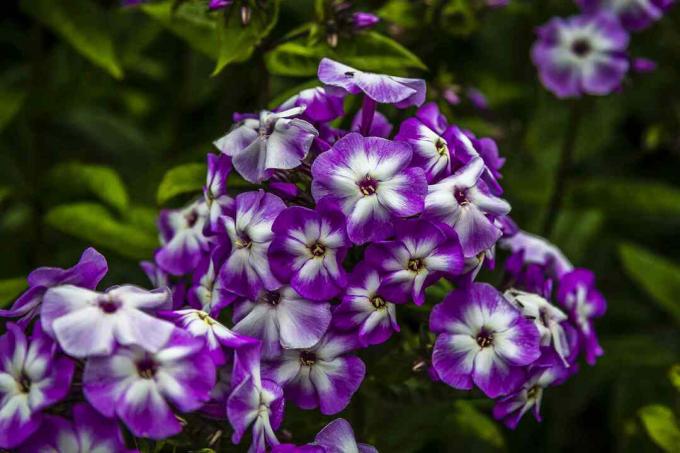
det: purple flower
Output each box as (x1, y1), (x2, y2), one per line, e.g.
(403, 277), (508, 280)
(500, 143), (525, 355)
(279, 87), (345, 123)
(228, 342), (285, 452)
(156, 199), (212, 276)
(318, 58), (426, 108)
(632, 57), (657, 73)
(500, 230), (574, 284)
(204, 153), (235, 235)
(504, 289), (574, 366)
(187, 245), (236, 315)
(466, 87), (490, 110)
(424, 157), (511, 258)
(576, 0), (675, 30)
(313, 418), (378, 453)
(140, 260), (187, 309)
(83, 328), (215, 439)
(209, 0), (233, 10)
(557, 268), (606, 365)
(395, 102), (454, 183)
(0, 247), (107, 326)
(0, 324), (75, 449)
(214, 108), (318, 183)
(351, 109), (394, 138)
(218, 190), (285, 299)
(41, 284), (175, 357)
(352, 12), (380, 30)
(531, 13), (630, 98)
(264, 333), (365, 415)
(18, 403), (133, 452)
(333, 263), (400, 346)
(429, 283), (541, 398)
(268, 205), (349, 301)
(365, 219), (464, 305)
(233, 286), (332, 359)
(311, 133), (428, 244)
(492, 355), (573, 429)
(161, 308), (257, 365)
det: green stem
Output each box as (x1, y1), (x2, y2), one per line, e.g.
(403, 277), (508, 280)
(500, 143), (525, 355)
(541, 100), (584, 237)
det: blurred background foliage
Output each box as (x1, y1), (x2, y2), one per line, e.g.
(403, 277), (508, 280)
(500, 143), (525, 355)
(0, 0), (679, 451)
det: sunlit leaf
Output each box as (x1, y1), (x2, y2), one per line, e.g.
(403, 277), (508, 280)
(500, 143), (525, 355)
(638, 405), (680, 453)
(157, 162), (206, 206)
(0, 277), (27, 308)
(619, 243), (680, 325)
(669, 364), (680, 393)
(21, 0), (123, 78)
(48, 163), (129, 214)
(45, 203), (157, 260)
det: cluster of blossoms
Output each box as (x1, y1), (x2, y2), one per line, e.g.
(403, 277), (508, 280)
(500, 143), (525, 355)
(0, 58), (607, 450)
(531, 0), (675, 98)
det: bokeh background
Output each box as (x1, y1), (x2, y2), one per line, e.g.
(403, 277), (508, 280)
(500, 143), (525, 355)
(1, 0), (679, 451)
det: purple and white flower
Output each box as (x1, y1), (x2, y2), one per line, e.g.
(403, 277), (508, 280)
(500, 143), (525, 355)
(268, 205), (349, 301)
(218, 190), (285, 299)
(557, 268), (607, 365)
(161, 308), (257, 365)
(311, 132), (428, 244)
(83, 328), (215, 439)
(264, 333), (365, 415)
(140, 260), (187, 309)
(188, 246), (237, 316)
(313, 418), (378, 453)
(41, 284), (174, 358)
(430, 283), (541, 397)
(204, 153), (235, 235)
(156, 199), (212, 276)
(18, 403), (133, 453)
(365, 219), (464, 306)
(531, 13), (630, 98)
(279, 87), (345, 123)
(351, 109), (394, 138)
(233, 286), (332, 359)
(214, 108), (318, 183)
(576, 0), (675, 30)
(492, 354), (573, 429)
(333, 263), (400, 346)
(424, 157), (511, 258)
(0, 247), (107, 326)
(0, 324), (75, 449)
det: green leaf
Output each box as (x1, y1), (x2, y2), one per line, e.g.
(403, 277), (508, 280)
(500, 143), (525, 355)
(618, 243), (680, 325)
(48, 163), (129, 214)
(45, 203), (157, 260)
(669, 364), (680, 393)
(551, 209), (603, 263)
(0, 277), (27, 308)
(157, 163), (206, 206)
(141, 2), (218, 59)
(0, 89), (26, 133)
(212, 0), (280, 75)
(265, 31), (427, 77)
(452, 401), (505, 448)
(638, 405), (680, 453)
(21, 0), (123, 78)
(125, 205), (159, 236)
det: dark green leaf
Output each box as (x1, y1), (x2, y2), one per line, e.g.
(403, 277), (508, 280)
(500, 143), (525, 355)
(0, 277), (27, 308)
(638, 405), (680, 453)
(619, 243), (680, 325)
(45, 203), (157, 260)
(452, 401), (505, 449)
(212, 0), (280, 75)
(0, 89), (26, 133)
(157, 163), (206, 206)
(551, 209), (603, 263)
(48, 163), (129, 214)
(21, 0), (123, 78)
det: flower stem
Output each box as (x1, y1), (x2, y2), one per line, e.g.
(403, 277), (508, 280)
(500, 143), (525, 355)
(541, 100), (584, 237)
(360, 96), (377, 136)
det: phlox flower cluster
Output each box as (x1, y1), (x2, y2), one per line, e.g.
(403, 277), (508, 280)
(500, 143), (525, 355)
(0, 57), (607, 451)
(531, 0), (674, 98)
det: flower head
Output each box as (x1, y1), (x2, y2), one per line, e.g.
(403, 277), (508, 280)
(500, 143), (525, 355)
(0, 248), (107, 327)
(0, 324), (75, 448)
(268, 205), (349, 301)
(264, 333), (365, 415)
(313, 418), (378, 453)
(318, 58), (426, 108)
(204, 153), (235, 235)
(188, 246), (236, 315)
(41, 284), (174, 357)
(365, 219), (464, 305)
(83, 328), (215, 439)
(279, 87), (345, 123)
(311, 132), (428, 244)
(214, 108), (318, 183)
(576, 0), (675, 30)
(531, 13), (630, 98)
(430, 283), (541, 397)
(218, 190), (285, 299)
